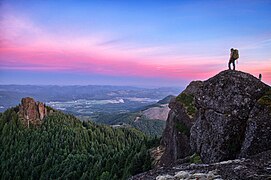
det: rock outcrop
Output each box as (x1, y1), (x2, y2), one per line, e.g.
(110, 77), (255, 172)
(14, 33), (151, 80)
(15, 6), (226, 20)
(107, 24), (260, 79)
(190, 70), (270, 163)
(160, 81), (202, 166)
(132, 70), (271, 180)
(160, 70), (271, 165)
(18, 97), (48, 127)
(240, 90), (271, 157)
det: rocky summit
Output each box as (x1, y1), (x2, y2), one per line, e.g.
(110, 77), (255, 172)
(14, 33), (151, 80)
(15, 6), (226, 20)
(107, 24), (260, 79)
(189, 70), (270, 163)
(132, 70), (271, 179)
(18, 97), (48, 127)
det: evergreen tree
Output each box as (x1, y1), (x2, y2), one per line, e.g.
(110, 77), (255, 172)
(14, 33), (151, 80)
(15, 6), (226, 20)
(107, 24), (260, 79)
(0, 107), (159, 179)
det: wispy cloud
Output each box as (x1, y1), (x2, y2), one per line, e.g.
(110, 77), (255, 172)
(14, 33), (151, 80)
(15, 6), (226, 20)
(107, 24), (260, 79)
(0, 4), (270, 85)
(97, 37), (129, 46)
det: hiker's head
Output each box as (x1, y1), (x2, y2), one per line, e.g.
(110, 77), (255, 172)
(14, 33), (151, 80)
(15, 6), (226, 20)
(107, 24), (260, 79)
(230, 48), (234, 52)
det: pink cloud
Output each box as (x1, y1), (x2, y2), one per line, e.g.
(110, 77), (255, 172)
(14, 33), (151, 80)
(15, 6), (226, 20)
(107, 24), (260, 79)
(1, 44), (270, 84)
(0, 46), (216, 79)
(1, 11), (270, 84)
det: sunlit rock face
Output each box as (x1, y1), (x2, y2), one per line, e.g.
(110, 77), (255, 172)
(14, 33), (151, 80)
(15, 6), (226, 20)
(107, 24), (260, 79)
(18, 97), (48, 127)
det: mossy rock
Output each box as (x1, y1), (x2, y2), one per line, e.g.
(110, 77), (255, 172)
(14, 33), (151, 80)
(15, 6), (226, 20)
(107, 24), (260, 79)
(176, 93), (196, 117)
(190, 153), (202, 164)
(258, 89), (271, 110)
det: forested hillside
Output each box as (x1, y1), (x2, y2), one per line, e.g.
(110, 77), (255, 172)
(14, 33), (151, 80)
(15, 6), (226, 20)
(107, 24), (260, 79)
(95, 112), (166, 136)
(0, 107), (157, 179)
(92, 95), (174, 137)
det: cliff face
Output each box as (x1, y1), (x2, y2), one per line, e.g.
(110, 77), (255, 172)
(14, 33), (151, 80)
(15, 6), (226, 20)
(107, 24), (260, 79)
(160, 70), (271, 165)
(18, 97), (48, 127)
(132, 70), (271, 179)
(240, 90), (271, 157)
(160, 81), (202, 166)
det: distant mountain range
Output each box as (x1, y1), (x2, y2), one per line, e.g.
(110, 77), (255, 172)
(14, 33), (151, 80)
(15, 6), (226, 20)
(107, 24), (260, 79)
(0, 85), (182, 113)
(0, 85), (180, 136)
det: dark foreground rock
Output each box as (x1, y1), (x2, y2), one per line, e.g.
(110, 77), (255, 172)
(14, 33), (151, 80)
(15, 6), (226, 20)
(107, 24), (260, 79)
(159, 70), (271, 166)
(131, 150), (271, 180)
(190, 70), (270, 163)
(240, 90), (271, 157)
(160, 81), (202, 166)
(144, 70), (271, 179)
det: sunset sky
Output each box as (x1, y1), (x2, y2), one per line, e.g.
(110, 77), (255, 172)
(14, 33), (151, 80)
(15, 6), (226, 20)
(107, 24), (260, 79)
(0, 0), (270, 87)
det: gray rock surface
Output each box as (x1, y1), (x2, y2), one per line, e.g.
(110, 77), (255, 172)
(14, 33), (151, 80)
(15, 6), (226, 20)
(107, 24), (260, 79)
(160, 81), (202, 166)
(240, 90), (271, 157)
(190, 70), (270, 163)
(159, 70), (271, 165)
(131, 150), (271, 180)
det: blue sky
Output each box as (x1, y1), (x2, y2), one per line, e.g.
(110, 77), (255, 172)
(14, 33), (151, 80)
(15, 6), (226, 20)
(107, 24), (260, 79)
(0, 0), (270, 87)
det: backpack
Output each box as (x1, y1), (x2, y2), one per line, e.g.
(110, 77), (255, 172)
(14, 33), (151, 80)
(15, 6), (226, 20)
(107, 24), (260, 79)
(232, 49), (239, 60)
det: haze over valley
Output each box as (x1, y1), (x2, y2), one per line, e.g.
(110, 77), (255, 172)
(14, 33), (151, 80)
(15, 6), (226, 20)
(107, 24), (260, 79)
(0, 85), (180, 136)
(0, 85), (180, 113)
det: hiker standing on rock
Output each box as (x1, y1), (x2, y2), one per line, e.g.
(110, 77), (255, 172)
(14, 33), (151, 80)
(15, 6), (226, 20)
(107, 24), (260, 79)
(228, 48), (239, 70)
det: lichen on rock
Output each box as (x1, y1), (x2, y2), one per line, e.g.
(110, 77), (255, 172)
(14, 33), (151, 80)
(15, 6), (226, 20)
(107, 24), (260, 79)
(160, 81), (202, 166)
(160, 70), (271, 166)
(132, 70), (271, 180)
(190, 70), (270, 163)
(176, 93), (196, 118)
(257, 89), (271, 110)
(239, 88), (271, 157)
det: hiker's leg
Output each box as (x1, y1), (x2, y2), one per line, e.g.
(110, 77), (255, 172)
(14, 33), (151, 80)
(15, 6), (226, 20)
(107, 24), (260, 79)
(228, 61), (231, 70)
(233, 60), (235, 70)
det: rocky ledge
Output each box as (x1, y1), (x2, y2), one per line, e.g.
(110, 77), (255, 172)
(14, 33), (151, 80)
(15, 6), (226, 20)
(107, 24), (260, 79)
(131, 150), (271, 180)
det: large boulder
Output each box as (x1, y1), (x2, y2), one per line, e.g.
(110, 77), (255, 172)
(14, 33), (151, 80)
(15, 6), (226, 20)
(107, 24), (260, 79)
(190, 70), (270, 163)
(160, 70), (271, 165)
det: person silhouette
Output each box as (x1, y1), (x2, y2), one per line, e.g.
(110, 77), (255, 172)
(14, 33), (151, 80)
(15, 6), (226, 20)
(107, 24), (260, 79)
(259, 74), (262, 81)
(228, 48), (239, 70)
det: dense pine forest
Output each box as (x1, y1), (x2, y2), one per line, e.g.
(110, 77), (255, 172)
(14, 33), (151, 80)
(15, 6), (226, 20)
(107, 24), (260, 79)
(95, 112), (166, 136)
(0, 107), (158, 179)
